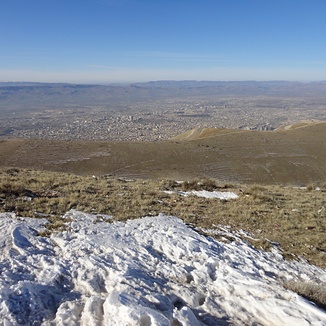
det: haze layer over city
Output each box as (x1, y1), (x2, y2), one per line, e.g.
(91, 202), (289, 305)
(1, 81), (326, 141)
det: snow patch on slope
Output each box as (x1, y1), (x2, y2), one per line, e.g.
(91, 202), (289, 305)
(164, 190), (239, 200)
(0, 210), (325, 325)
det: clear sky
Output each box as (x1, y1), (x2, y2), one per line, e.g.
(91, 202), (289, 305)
(1, 0), (326, 83)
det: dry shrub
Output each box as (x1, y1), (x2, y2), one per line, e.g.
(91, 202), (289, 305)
(181, 178), (222, 191)
(245, 185), (273, 202)
(320, 182), (326, 191)
(222, 183), (236, 189)
(0, 183), (26, 197)
(160, 178), (230, 192)
(5, 168), (20, 176)
(306, 183), (316, 191)
(284, 281), (326, 310)
(159, 179), (179, 190)
(200, 178), (218, 191)
(182, 180), (200, 191)
(38, 217), (71, 237)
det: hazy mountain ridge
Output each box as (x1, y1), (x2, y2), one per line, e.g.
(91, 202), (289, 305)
(132, 80), (304, 88)
(2, 81), (326, 112)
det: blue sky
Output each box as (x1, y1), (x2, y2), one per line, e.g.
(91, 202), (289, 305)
(1, 0), (326, 83)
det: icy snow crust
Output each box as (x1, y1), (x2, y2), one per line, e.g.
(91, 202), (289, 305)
(0, 210), (325, 325)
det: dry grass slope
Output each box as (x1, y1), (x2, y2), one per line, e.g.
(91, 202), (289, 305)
(1, 121), (325, 184)
(1, 168), (325, 269)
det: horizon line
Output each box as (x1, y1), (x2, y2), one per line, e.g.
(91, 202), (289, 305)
(1, 79), (326, 86)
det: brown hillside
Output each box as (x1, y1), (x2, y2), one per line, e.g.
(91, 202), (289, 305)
(172, 127), (242, 141)
(279, 120), (322, 131)
(1, 121), (325, 184)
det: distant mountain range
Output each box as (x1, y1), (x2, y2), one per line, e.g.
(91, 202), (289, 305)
(1, 80), (326, 88)
(133, 80), (305, 88)
(1, 80), (326, 114)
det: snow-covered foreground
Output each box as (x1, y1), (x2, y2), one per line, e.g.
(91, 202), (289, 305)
(0, 210), (325, 326)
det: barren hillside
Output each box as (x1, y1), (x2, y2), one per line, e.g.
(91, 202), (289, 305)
(1, 121), (325, 184)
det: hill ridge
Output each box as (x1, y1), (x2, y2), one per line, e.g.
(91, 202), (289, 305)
(173, 120), (325, 141)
